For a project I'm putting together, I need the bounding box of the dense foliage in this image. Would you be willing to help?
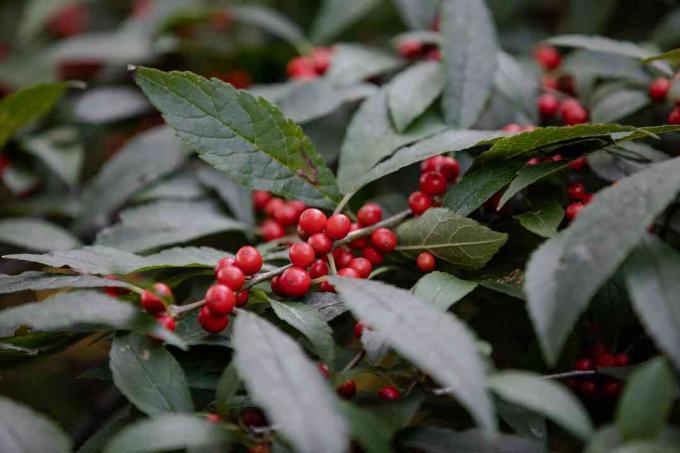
[1,0,680,452]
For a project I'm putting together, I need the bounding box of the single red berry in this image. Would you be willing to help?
[103,275,128,298]
[289,242,316,268]
[398,40,423,59]
[141,289,166,315]
[308,233,333,255]
[579,380,597,397]
[309,259,329,278]
[668,107,680,124]
[279,267,311,297]
[214,257,236,277]
[274,202,299,227]
[205,284,236,316]
[427,48,442,61]
[288,200,307,218]
[371,228,397,253]
[538,93,560,117]
[567,183,587,201]
[416,252,436,272]
[560,99,588,125]
[533,45,561,71]
[235,246,263,275]
[357,203,383,226]
[568,156,588,171]
[319,363,330,379]
[601,381,622,398]
[408,191,432,216]
[298,208,327,235]
[198,306,230,333]
[582,193,594,205]
[49,5,89,38]
[242,408,267,428]
[377,386,401,401]
[252,191,272,212]
[271,275,286,296]
[575,358,594,371]
[354,321,365,338]
[264,197,285,218]
[236,291,249,307]
[297,223,309,240]
[336,380,357,399]
[320,281,335,292]
[421,155,459,182]
[0,154,9,174]
[348,223,367,249]
[325,214,351,240]
[287,56,317,80]
[217,265,245,291]
[338,267,361,279]
[596,353,616,368]
[155,314,176,332]
[565,202,584,222]
[310,47,333,74]
[349,257,372,278]
[649,77,671,102]
[527,157,541,166]
[419,171,447,195]
[614,353,630,367]
[332,246,354,268]
[551,154,563,162]
[501,123,523,132]
[362,246,384,266]
[153,283,172,300]
[206,413,221,424]
[261,219,286,242]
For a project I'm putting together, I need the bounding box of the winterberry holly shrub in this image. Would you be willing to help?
[1,0,680,452]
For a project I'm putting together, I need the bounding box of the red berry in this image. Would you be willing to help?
[614,353,630,367]
[421,155,459,182]
[501,123,523,133]
[348,223,367,249]
[557,75,576,96]
[309,259,329,278]
[579,380,597,397]
[308,233,333,255]
[236,291,249,307]
[601,381,622,398]
[398,40,423,59]
[371,228,397,253]
[325,214,351,240]
[261,219,286,242]
[274,202,299,227]
[297,223,309,240]
[279,267,311,297]
[560,99,588,125]
[288,200,307,218]
[534,45,561,70]
[575,358,594,371]
[538,93,560,117]
[354,321,365,338]
[198,306,229,333]
[103,275,128,298]
[217,265,245,291]
[416,252,436,272]
[287,56,317,80]
[649,77,671,102]
[568,156,588,171]
[264,197,284,218]
[214,257,236,277]
[582,193,594,205]
[427,48,442,61]
[153,283,172,299]
[336,380,357,399]
[271,275,286,296]
[362,246,384,266]
[357,203,383,226]
[338,267,361,279]
[156,314,176,332]
[349,257,372,278]
[567,183,587,201]
[527,158,541,166]
[668,107,680,124]
[242,408,267,428]
[253,191,272,212]
[49,5,89,38]
[565,202,584,222]
[205,284,236,316]
[596,353,616,368]
[419,171,447,195]
[298,208,327,235]
[551,154,564,162]
[141,289,166,314]
[206,413,221,424]
[409,191,432,215]
[332,246,354,269]
[289,242,316,268]
[320,281,335,292]
[310,47,333,74]
[0,154,9,174]
[377,386,401,401]
[319,363,330,379]
[235,246,263,275]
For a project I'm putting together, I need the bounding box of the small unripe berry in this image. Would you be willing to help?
[349,257,372,278]
[279,267,311,297]
[538,93,560,117]
[357,203,382,226]
[308,233,333,255]
[377,386,401,401]
[362,246,384,266]
[336,380,357,399]
[325,214,351,240]
[298,208,327,235]
[409,191,432,216]
[217,265,245,291]
[235,246,263,275]
[649,77,671,102]
[198,306,229,333]
[416,252,436,272]
[205,284,236,316]
[533,45,561,70]
[289,242,316,268]
[419,171,447,195]
[371,228,397,253]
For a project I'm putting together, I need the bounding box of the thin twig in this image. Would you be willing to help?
[542,370,597,380]
[341,351,366,373]
[244,263,292,289]
[334,209,411,248]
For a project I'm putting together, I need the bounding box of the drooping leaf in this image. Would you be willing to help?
[270,300,335,367]
[401,427,544,453]
[396,208,507,270]
[623,236,680,371]
[0,271,134,294]
[230,5,308,51]
[588,143,668,183]
[413,271,478,311]
[591,89,650,123]
[0,218,81,251]
[134,67,341,209]
[393,0,440,29]
[73,86,150,124]
[196,166,254,228]
[21,127,84,187]
[0,395,72,453]
[340,402,395,453]
[103,414,231,453]
[525,157,680,364]
[388,61,444,132]
[616,358,678,441]
[495,398,547,441]
[311,0,382,44]
[489,371,593,440]
[326,43,404,85]
[514,202,565,238]
[134,172,205,202]
[330,277,497,435]
[495,52,539,123]
[215,362,239,418]
[441,0,499,127]
[499,161,569,208]
[109,333,193,417]
[232,311,348,453]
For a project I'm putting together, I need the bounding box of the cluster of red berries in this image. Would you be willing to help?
[252,191,307,242]
[319,363,401,401]
[200,246,263,333]
[564,181,594,222]
[397,39,441,61]
[569,345,629,399]
[286,47,333,80]
[139,283,177,333]
[652,77,680,124]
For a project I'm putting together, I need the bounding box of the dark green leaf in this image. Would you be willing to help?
[591,89,650,123]
[514,202,565,238]
[441,0,499,127]
[73,86,150,124]
[134,67,341,209]
[326,43,404,85]
[495,52,539,123]
[134,172,205,202]
[340,402,395,453]
[311,0,382,44]
[588,143,668,183]
[413,271,478,311]
[525,157,680,364]
[0,395,72,452]
[302,292,348,322]
[173,311,230,348]
[109,333,193,416]
[401,427,544,453]
[330,277,496,434]
[0,271,134,294]
[230,5,308,50]
[393,0,440,29]
[499,161,568,208]
[388,61,444,132]
[215,362,239,418]
[232,311,348,453]
[496,398,547,441]
[78,407,133,453]
[0,218,81,251]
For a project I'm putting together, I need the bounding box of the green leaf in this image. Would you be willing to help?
[337,89,447,192]
[196,166,254,228]
[617,358,678,441]
[78,407,133,453]
[232,311,348,453]
[623,236,680,371]
[134,67,341,209]
[79,126,189,229]
[489,371,593,440]
[340,402,395,453]
[495,52,539,123]
[396,208,507,270]
[135,171,205,202]
[588,143,668,183]
[639,49,680,66]
[443,160,523,215]
[613,441,680,453]
[95,201,244,253]
[103,414,231,453]
[0,82,67,149]
[525,156,680,364]
[393,0,440,29]
[413,271,478,311]
[311,0,382,44]
[230,5,308,51]
[271,300,335,367]
[514,202,565,238]
[326,43,404,85]
[21,127,84,187]
[173,311,230,348]
[0,395,72,452]
[109,333,193,417]
[496,398,547,441]
[586,424,680,453]
[401,427,544,453]
[0,218,81,251]
[73,86,150,124]
[591,89,650,123]
[499,161,569,208]
[215,362,239,418]
[302,292,348,322]
[441,0,499,127]
[0,271,134,294]
[330,277,497,435]
[388,61,444,132]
